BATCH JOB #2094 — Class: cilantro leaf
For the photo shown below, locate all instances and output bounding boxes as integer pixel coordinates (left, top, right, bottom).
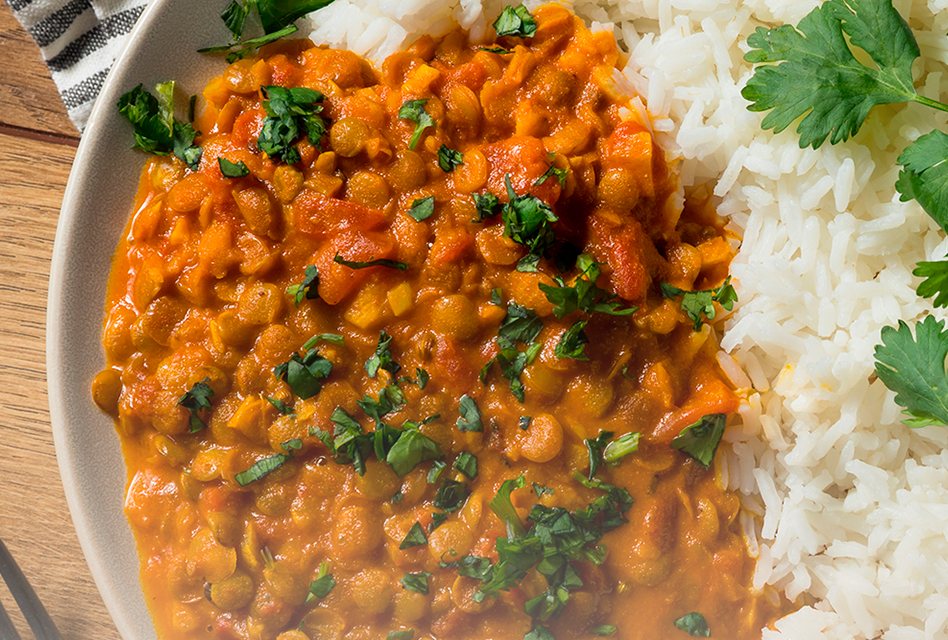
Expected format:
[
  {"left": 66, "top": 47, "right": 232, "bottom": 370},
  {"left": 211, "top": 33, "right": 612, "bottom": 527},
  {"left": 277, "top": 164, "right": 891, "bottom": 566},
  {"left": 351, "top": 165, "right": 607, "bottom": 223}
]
[
  {"left": 255, "top": 0, "right": 336, "bottom": 33},
  {"left": 674, "top": 612, "right": 711, "bottom": 637},
  {"left": 497, "top": 302, "right": 543, "bottom": 348},
  {"left": 896, "top": 131, "right": 948, "bottom": 231},
  {"left": 286, "top": 265, "right": 320, "bottom": 306},
  {"left": 333, "top": 254, "right": 409, "bottom": 271},
  {"left": 456, "top": 395, "right": 483, "bottom": 432},
  {"left": 481, "top": 342, "right": 541, "bottom": 402},
  {"left": 584, "top": 431, "right": 613, "bottom": 480},
  {"left": 234, "top": 452, "right": 290, "bottom": 485},
  {"left": 427, "top": 459, "right": 447, "bottom": 484},
  {"left": 438, "top": 145, "right": 464, "bottom": 172},
  {"left": 218, "top": 157, "right": 250, "bottom": 178},
  {"left": 502, "top": 175, "right": 558, "bottom": 261},
  {"left": 454, "top": 451, "right": 478, "bottom": 479},
  {"left": 257, "top": 85, "right": 327, "bottom": 164},
  {"left": 366, "top": 330, "right": 402, "bottom": 379},
  {"left": 387, "top": 631, "right": 414, "bottom": 640},
  {"left": 487, "top": 475, "right": 526, "bottom": 536},
  {"left": 874, "top": 316, "right": 948, "bottom": 428},
  {"left": 264, "top": 396, "right": 295, "bottom": 415},
  {"left": 742, "top": 0, "right": 923, "bottom": 149},
  {"left": 399, "top": 522, "right": 428, "bottom": 549},
  {"left": 535, "top": 158, "right": 569, "bottom": 186},
  {"left": 472, "top": 193, "right": 503, "bottom": 222},
  {"left": 302, "top": 332, "right": 344, "bottom": 349},
  {"left": 532, "top": 482, "right": 553, "bottom": 498},
  {"left": 914, "top": 259, "right": 948, "bottom": 308},
  {"left": 661, "top": 276, "right": 737, "bottom": 331},
  {"left": 117, "top": 83, "right": 203, "bottom": 170},
  {"left": 198, "top": 24, "right": 300, "bottom": 62},
  {"left": 178, "top": 378, "right": 214, "bottom": 432},
  {"left": 540, "top": 254, "right": 636, "bottom": 320},
  {"left": 590, "top": 626, "right": 617, "bottom": 636},
  {"left": 274, "top": 348, "right": 333, "bottom": 399},
  {"left": 554, "top": 319, "right": 590, "bottom": 360},
  {"left": 433, "top": 478, "right": 470, "bottom": 512},
  {"left": 671, "top": 414, "right": 726, "bottom": 468},
  {"left": 386, "top": 429, "right": 442, "bottom": 477},
  {"left": 398, "top": 99, "right": 434, "bottom": 150},
  {"left": 493, "top": 4, "right": 537, "bottom": 38},
  {"left": 221, "top": 0, "right": 251, "bottom": 40},
  {"left": 480, "top": 46, "right": 512, "bottom": 54},
  {"left": 358, "top": 385, "right": 406, "bottom": 424},
  {"left": 408, "top": 196, "right": 436, "bottom": 221},
  {"left": 519, "top": 416, "right": 531, "bottom": 430},
  {"left": 400, "top": 571, "right": 432, "bottom": 595},
  {"left": 306, "top": 562, "right": 335, "bottom": 601},
  {"left": 430, "top": 511, "right": 448, "bottom": 531},
  {"left": 524, "top": 626, "right": 555, "bottom": 640},
  {"left": 416, "top": 368, "right": 430, "bottom": 390}
]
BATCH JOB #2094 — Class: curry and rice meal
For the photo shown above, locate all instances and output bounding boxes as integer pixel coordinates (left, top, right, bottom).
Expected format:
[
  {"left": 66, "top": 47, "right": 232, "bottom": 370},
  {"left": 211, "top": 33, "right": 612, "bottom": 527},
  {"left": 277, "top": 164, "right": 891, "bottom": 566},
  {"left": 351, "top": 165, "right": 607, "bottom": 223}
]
[{"left": 88, "top": 0, "right": 948, "bottom": 637}]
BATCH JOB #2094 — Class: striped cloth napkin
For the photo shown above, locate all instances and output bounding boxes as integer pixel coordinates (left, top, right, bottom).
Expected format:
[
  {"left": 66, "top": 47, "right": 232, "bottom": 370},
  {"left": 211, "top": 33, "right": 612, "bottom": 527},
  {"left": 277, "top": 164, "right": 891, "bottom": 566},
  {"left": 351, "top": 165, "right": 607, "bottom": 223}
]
[{"left": 6, "top": 0, "right": 149, "bottom": 130}]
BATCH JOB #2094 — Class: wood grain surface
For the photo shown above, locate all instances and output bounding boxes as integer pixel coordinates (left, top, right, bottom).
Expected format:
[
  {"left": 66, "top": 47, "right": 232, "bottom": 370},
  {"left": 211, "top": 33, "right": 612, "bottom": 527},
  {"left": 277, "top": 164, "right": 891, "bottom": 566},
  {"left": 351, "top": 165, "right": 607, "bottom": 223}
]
[{"left": 0, "top": 3, "right": 123, "bottom": 639}]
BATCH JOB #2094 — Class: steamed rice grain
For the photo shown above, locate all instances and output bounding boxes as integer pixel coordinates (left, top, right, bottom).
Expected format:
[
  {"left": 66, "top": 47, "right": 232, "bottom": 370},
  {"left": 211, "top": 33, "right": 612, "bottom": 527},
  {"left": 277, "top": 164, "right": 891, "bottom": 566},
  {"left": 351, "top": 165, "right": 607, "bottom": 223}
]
[{"left": 299, "top": 0, "right": 948, "bottom": 636}]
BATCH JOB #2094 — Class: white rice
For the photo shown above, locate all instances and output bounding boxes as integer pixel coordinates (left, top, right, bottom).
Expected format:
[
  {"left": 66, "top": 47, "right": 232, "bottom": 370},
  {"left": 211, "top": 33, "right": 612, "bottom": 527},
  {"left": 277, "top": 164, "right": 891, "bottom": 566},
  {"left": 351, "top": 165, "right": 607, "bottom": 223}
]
[{"left": 299, "top": 0, "right": 948, "bottom": 636}]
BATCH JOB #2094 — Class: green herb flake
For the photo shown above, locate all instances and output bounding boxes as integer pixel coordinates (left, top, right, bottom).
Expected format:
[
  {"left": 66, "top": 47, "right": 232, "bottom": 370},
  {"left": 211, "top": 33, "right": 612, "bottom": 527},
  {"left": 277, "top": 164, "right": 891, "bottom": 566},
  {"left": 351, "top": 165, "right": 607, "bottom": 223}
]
[
  {"left": 234, "top": 452, "right": 290, "bottom": 486},
  {"left": 264, "top": 396, "right": 295, "bottom": 416},
  {"left": 603, "top": 432, "right": 640, "bottom": 465},
  {"left": 555, "top": 319, "right": 590, "bottom": 361},
  {"left": 306, "top": 562, "right": 335, "bottom": 601},
  {"left": 416, "top": 368, "right": 430, "bottom": 390},
  {"left": 117, "top": 83, "right": 203, "bottom": 170},
  {"left": 427, "top": 459, "right": 447, "bottom": 484},
  {"left": 218, "top": 157, "right": 250, "bottom": 178},
  {"left": 454, "top": 452, "right": 478, "bottom": 479},
  {"left": 532, "top": 482, "right": 553, "bottom": 498},
  {"left": 433, "top": 479, "right": 470, "bottom": 513},
  {"left": 400, "top": 571, "right": 432, "bottom": 595},
  {"left": 472, "top": 192, "right": 503, "bottom": 222},
  {"left": 438, "top": 144, "right": 464, "bottom": 172},
  {"left": 584, "top": 431, "right": 613, "bottom": 480},
  {"left": 502, "top": 174, "right": 558, "bottom": 263},
  {"left": 456, "top": 394, "right": 483, "bottom": 432},
  {"left": 301, "top": 332, "right": 344, "bottom": 350},
  {"left": 399, "top": 522, "right": 428, "bottom": 549},
  {"left": 590, "top": 625, "right": 617, "bottom": 636},
  {"left": 256, "top": 85, "right": 327, "bottom": 164},
  {"left": 274, "top": 348, "right": 333, "bottom": 399},
  {"left": 178, "top": 378, "right": 214, "bottom": 433},
  {"left": 398, "top": 99, "right": 435, "bottom": 150},
  {"left": 386, "top": 429, "right": 442, "bottom": 477},
  {"left": 493, "top": 4, "right": 537, "bottom": 38},
  {"left": 480, "top": 46, "right": 512, "bottom": 54},
  {"left": 540, "top": 254, "right": 636, "bottom": 321},
  {"left": 523, "top": 625, "right": 555, "bottom": 640},
  {"left": 914, "top": 259, "right": 948, "bottom": 307},
  {"left": 386, "top": 631, "right": 414, "bottom": 640},
  {"left": 199, "top": 24, "right": 300, "bottom": 62},
  {"left": 286, "top": 265, "right": 320, "bottom": 306},
  {"left": 333, "top": 254, "right": 409, "bottom": 271},
  {"left": 487, "top": 475, "right": 526, "bottom": 536},
  {"left": 661, "top": 276, "right": 738, "bottom": 331},
  {"left": 674, "top": 612, "right": 711, "bottom": 637},
  {"left": 407, "top": 196, "right": 436, "bottom": 222},
  {"left": 430, "top": 511, "right": 449, "bottom": 531},
  {"left": 519, "top": 416, "right": 532, "bottom": 430},
  {"left": 221, "top": 0, "right": 250, "bottom": 39},
  {"left": 534, "top": 157, "right": 569, "bottom": 186},
  {"left": 671, "top": 414, "right": 727, "bottom": 468},
  {"left": 366, "top": 330, "right": 402, "bottom": 379},
  {"left": 896, "top": 130, "right": 948, "bottom": 232}
]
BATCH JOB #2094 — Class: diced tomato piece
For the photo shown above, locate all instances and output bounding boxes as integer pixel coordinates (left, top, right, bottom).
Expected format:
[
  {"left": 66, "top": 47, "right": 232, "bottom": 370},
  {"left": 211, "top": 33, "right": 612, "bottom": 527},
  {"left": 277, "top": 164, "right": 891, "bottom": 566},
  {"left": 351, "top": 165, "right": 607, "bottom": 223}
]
[
  {"left": 294, "top": 191, "right": 388, "bottom": 239},
  {"left": 653, "top": 360, "right": 741, "bottom": 445},
  {"left": 315, "top": 230, "right": 395, "bottom": 305}
]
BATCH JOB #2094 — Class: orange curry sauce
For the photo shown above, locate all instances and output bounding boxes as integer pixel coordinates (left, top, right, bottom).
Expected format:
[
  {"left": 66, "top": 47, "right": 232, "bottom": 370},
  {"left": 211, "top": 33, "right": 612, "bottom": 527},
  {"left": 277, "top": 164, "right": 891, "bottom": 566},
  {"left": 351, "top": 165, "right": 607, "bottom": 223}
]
[{"left": 93, "top": 5, "right": 786, "bottom": 640}]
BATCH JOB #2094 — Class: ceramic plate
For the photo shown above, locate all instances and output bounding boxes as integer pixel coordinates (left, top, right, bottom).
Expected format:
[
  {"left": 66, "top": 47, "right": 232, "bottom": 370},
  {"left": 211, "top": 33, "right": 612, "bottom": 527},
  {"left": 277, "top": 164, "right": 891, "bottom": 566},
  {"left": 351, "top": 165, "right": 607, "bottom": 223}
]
[{"left": 48, "top": 1, "right": 240, "bottom": 637}]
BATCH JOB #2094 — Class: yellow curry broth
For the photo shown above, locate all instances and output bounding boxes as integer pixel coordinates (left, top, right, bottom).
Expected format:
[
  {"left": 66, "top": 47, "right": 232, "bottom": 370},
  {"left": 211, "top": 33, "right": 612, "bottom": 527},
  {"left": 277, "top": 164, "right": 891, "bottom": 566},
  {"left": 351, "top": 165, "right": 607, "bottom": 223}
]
[{"left": 94, "top": 5, "right": 785, "bottom": 639}]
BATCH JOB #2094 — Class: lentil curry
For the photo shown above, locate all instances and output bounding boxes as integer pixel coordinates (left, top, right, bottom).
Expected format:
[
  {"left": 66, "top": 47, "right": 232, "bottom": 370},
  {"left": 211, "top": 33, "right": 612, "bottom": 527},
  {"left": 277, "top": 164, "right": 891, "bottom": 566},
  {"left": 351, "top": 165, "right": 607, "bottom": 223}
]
[{"left": 93, "top": 5, "right": 786, "bottom": 640}]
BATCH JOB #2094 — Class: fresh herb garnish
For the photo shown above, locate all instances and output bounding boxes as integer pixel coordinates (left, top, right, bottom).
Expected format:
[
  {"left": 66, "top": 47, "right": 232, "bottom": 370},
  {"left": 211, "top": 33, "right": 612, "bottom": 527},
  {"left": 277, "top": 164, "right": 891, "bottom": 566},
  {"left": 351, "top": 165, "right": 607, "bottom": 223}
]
[
  {"left": 386, "top": 631, "right": 414, "bottom": 640},
  {"left": 434, "top": 478, "right": 470, "bottom": 512},
  {"left": 453, "top": 452, "right": 478, "bottom": 479},
  {"left": 385, "top": 428, "right": 442, "bottom": 477},
  {"left": 534, "top": 156, "right": 569, "bottom": 186},
  {"left": 301, "top": 332, "right": 344, "bottom": 349},
  {"left": 671, "top": 414, "right": 727, "bottom": 468},
  {"left": 660, "top": 276, "right": 737, "bottom": 332},
  {"left": 257, "top": 85, "right": 327, "bottom": 164},
  {"left": 264, "top": 395, "right": 294, "bottom": 415},
  {"left": 198, "top": 24, "right": 300, "bottom": 62},
  {"left": 501, "top": 174, "right": 558, "bottom": 268},
  {"left": 479, "top": 46, "right": 512, "bottom": 54},
  {"left": 427, "top": 459, "right": 447, "bottom": 484},
  {"left": 255, "top": 0, "right": 336, "bottom": 33},
  {"left": 554, "top": 319, "right": 589, "bottom": 361},
  {"left": 482, "top": 303, "right": 544, "bottom": 402},
  {"left": 306, "top": 562, "right": 335, "bottom": 601},
  {"left": 874, "top": 316, "right": 948, "bottom": 427},
  {"left": 456, "top": 395, "right": 483, "bottom": 432},
  {"left": 366, "top": 330, "right": 402, "bottom": 379},
  {"left": 590, "top": 626, "right": 617, "bottom": 637},
  {"left": 274, "top": 347, "right": 333, "bottom": 399},
  {"left": 603, "top": 432, "right": 640, "bottom": 465},
  {"left": 493, "top": 4, "right": 537, "bottom": 38},
  {"left": 519, "top": 416, "right": 532, "bottom": 430},
  {"left": 674, "top": 612, "right": 711, "bottom": 637},
  {"left": 416, "top": 368, "right": 430, "bottom": 390},
  {"left": 333, "top": 254, "right": 409, "bottom": 271},
  {"left": 472, "top": 193, "right": 503, "bottom": 222},
  {"left": 584, "top": 431, "right": 613, "bottom": 480},
  {"left": 221, "top": 0, "right": 251, "bottom": 39},
  {"left": 487, "top": 475, "right": 527, "bottom": 536},
  {"left": 496, "top": 302, "right": 544, "bottom": 347},
  {"left": 407, "top": 196, "right": 436, "bottom": 221},
  {"left": 203, "top": 0, "right": 334, "bottom": 61},
  {"left": 398, "top": 99, "right": 434, "bottom": 150},
  {"left": 234, "top": 438, "right": 300, "bottom": 485},
  {"left": 430, "top": 511, "right": 449, "bottom": 531},
  {"left": 117, "top": 82, "right": 203, "bottom": 171},
  {"left": 286, "top": 265, "right": 320, "bottom": 306},
  {"left": 438, "top": 145, "right": 464, "bottom": 172},
  {"left": 400, "top": 572, "right": 432, "bottom": 595},
  {"left": 178, "top": 378, "right": 214, "bottom": 432},
  {"left": 218, "top": 157, "right": 250, "bottom": 178},
  {"left": 524, "top": 626, "right": 555, "bottom": 640},
  {"left": 532, "top": 482, "right": 553, "bottom": 498},
  {"left": 399, "top": 522, "right": 428, "bottom": 549}
]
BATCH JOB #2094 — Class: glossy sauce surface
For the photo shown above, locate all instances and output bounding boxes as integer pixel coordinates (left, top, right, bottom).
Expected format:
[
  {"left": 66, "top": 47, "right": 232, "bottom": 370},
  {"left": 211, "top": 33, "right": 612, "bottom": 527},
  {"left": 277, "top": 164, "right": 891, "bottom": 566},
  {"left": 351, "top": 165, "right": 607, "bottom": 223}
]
[{"left": 93, "top": 6, "right": 786, "bottom": 640}]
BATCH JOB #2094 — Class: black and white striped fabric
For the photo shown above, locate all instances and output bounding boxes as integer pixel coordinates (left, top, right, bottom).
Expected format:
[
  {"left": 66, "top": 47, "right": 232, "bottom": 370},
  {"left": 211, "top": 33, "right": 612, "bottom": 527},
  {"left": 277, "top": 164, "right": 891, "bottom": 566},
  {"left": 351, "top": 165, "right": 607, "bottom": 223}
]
[{"left": 6, "top": 0, "right": 149, "bottom": 130}]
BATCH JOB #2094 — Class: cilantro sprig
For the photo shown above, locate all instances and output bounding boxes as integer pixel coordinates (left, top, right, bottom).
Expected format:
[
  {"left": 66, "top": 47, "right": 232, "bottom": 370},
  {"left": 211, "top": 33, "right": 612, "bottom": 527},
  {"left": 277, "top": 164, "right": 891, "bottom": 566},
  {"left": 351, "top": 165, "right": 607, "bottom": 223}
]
[
  {"left": 660, "top": 276, "right": 737, "bottom": 332},
  {"left": 201, "top": 0, "right": 335, "bottom": 61},
  {"left": 117, "top": 82, "right": 203, "bottom": 171},
  {"left": 257, "top": 86, "right": 328, "bottom": 164},
  {"left": 398, "top": 99, "right": 435, "bottom": 150},
  {"left": 178, "top": 378, "right": 214, "bottom": 432}
]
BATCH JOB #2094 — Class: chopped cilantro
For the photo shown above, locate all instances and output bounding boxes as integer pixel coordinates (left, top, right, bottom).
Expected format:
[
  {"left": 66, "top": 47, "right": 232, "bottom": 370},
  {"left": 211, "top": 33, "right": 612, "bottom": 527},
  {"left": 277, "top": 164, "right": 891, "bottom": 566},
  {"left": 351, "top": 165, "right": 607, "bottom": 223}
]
[
  {"left": 255, "top": 0, "right": 336, "bottom": 33},
  {"left": 398, "top": 99, "right": 434, "bottom": 150},
  {"left": 491, "top": 288, "right": 503, "bottom": 306},
  {"left": 502, "top": 174, "right": 558, "bottom": 264},
  {"left": 218, "top": 157, "right": 249, "bottom": 178},
  {"left": 674, "top": 612, "right": 711, "bottom": 637},
  {"left": 532, "top": 482, "right": 553, "bottom": 498},
  {"left": 386, "top": 429, "right": 442, "bottom": 477},
  {"left": 661, "top": 276, "right": 738, "bottom": 331},
  {"left": 301, "top": 332, "right": 344, "bottom": 349},
  {"left": 416, "top": 367, "right": 430, "bottom": 390},
  {"left": 493, "top": 4, "right": 537, "bottom": 38},
  {"left": 524, "top": 626, "right": 555, "bottom": 640},
  {"left": 430, "top": 512, "right": 449, "bottom": 531},
  {"left": 433, "top": 479, "right": 470, "bottom": 513},
  {"left": 584, "top": 431, "right": 613, "bottom": 480},
  {"left": 117, "top": 82, "right": 203, "bottom": 170},
  {"left": 408, "top": 196, "right": 436, "bottom": 222},
  {"left": 198, "top": 24, "right": 300, "bottom": 63},
  {"left": 427, "top": 459, "right": 447, "bottom": 484},
  {"left": 264, "top": 396, "right": 294, "bottom": 416},
  {"left": 456, "top": 395, "right": 483, "bottom": 432},
  {"left": 286, "top": 265, "right": 320, "bottom": 306},
  {"left": 256, "top": 85, "right": 327, "bottom": 164},
  {"left": 221, "top": 0, "right": 251, "bottom": 39},
  {"left": 234, "top": 452, "right": 290, "bottom": 486},
  {"left": 487, "top": 475, "right": 527, "bottom": 536},
  {"left": 399, "top": 522, "right": 428, "bottom": 549},
  {"left": 386, "top": 631, "right": 414, "bottom": 640},
  {"left": 540, "top": 254, "right": 636, "bottom": 320},
  {"left": 358, "top": 385, "right": 406, "bottom": 424},
  {"left": 480, "top": 46, "right": 512, "bottom": 54},
  {"left": 454, "top": 452, "right": 478, "bottom": 479},
  {"left": 535, "top": 157, "right": 569, "bottom": 186},
  {"left": 554, "top": 319, "right": 590, "bottom": 361},
  {"left": 914, "top": 259, "right": 948, "bottom": 307},
  {"left": 472, "top": 192, "right": 503, "bottom": 222},
  {"left": 603, "top": 432, "right": 640, "bottom": 465},
  {"left": 438, "top": 145, "right": 464, "bottom": 172},
  {"left": 896, "top": 131, "right": 948, "bottom": 231},
  {"left": 590, "top": 625, "right": 617, "bottom": 636},
  {"left": 480, "top": 342, "right": 542, "bottom": 403},
  {"left": 519, "top": 416, "right": 532, "bottom": 430},
  {"left": 333, "top": 254, "right": 409, "bottom": 271},
  {"left": 306, "top": 562, "right": 335, "bottom": 601},
  {"left": 178, "top": 378, "right": 214, "bottom": 433},
  {"left": 366, "top": 330, "right": 402, "bottom": 379},
  {"left": 400, "top": 571, "right": 432, "bottom": 595},
  {"left": 497, "top": 302, "right": 544, "bottom": 348},
  {"left": 671, "top": 414, "right": 726, "bottom": 468},
  {"left": 274, "top": 348, "right": 333, "bottom": 399}
]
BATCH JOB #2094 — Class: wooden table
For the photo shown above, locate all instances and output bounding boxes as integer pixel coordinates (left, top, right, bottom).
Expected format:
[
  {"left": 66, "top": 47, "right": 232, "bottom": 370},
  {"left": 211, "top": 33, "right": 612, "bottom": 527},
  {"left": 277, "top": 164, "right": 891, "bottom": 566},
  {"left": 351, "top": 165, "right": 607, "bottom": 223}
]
[{"left": 0, "top": 3, "right": 122, "bottom": 638}]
